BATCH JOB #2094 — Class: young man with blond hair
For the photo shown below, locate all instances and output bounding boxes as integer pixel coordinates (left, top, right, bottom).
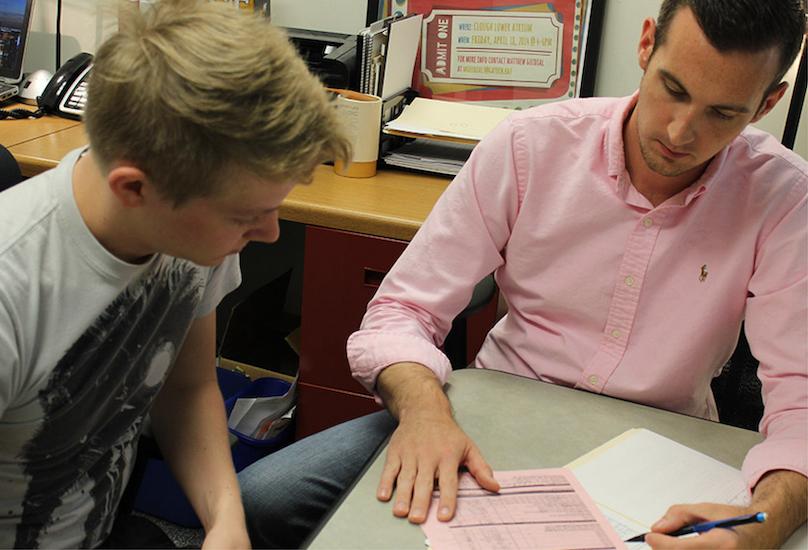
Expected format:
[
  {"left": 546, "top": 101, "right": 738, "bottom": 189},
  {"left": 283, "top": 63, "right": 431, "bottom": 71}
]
[
  {"left": 0, "top": 0, "right": 348, "bottom": 547},
  {"left": 241, "top": 1, "right": 807, "bottom": 548}
]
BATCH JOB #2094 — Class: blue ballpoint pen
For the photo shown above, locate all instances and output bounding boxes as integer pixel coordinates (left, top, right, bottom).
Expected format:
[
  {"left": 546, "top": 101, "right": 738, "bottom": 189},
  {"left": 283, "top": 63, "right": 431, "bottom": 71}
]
[{"left": 625, "top": 512, "right": 767, "bottom": 543}]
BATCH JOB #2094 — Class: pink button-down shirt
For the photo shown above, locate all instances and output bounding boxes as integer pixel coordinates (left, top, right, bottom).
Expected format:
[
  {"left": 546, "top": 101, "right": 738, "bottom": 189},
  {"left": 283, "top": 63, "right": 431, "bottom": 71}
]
[{"left": 347, "top": 94, "right": 808, "bottom": 488}]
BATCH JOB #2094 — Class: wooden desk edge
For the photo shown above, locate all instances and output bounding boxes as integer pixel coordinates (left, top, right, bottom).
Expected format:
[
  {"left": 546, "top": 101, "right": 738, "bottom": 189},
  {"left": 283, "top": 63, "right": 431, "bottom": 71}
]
[
  {"left": 13, "top": 160, "right": 430, "bottom": 242},
  {"left": 10, "top": 157, "right": 425, "bottom": 240},
  {"left": 15, "top": 153, "right": 59, "bottom": 178},
  {"left": 281, "top": 201, "right": 421, "bottom": 241}
]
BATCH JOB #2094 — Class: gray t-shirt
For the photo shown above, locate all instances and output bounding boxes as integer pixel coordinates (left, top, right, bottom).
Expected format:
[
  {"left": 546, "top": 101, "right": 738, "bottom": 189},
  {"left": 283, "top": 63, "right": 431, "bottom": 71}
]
[{"left": 0, "top": 148, "right": 241, "bottom": 548}]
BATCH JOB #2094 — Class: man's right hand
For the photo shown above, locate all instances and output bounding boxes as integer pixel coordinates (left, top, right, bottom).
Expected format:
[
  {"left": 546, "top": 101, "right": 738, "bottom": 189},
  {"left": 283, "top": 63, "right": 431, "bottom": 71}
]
[{"left": 375, "top": 362, "right": 500, "bottom": 524}]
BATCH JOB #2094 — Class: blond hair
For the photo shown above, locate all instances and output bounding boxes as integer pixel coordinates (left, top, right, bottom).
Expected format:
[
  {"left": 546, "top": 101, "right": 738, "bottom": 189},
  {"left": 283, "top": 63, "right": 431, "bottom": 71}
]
[{"left": 84, "top": 0, "right": 351, "bottom": 205}]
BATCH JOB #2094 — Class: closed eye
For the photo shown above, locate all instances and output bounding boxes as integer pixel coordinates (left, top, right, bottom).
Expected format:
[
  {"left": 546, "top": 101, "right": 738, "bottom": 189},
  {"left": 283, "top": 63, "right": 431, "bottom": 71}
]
[
  {"left": 663, "top": 81, "right": 687, "bottom": 99},
  {"left": 711, "top": 108, "right": 735, "bottom": 121}
]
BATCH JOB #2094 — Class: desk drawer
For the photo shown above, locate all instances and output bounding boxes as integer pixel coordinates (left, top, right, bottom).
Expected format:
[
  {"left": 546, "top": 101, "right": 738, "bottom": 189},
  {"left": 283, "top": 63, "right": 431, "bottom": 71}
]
[{"left": 299, "top": 225, "right": 406, "bottom": 395}]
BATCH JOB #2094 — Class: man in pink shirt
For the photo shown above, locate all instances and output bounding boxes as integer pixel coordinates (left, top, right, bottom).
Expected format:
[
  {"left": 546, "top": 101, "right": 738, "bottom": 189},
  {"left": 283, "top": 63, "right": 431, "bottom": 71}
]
[{"left": 344, "top": 0, "right": 807, "bottom": 548}]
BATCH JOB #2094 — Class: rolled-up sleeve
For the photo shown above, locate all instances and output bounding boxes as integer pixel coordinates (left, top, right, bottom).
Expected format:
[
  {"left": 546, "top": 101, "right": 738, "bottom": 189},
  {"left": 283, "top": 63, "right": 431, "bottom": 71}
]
[
  {"left": 347, "top": 116, "right": 525, "bottom": 395},
  {"left": 742, "top": 181, "right": 808, "bottom": 488}
]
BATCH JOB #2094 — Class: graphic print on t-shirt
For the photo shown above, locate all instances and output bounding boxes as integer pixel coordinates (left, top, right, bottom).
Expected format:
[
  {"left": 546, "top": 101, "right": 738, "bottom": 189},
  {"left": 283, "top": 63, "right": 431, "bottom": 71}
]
[{"left": 13, "top": 258, "right": 205, "bottom": 548}]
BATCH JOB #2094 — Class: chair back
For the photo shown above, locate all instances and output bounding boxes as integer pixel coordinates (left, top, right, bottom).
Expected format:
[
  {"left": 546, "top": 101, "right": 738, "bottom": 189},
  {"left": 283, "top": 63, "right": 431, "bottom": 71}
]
[
  {"left": 711, "top": 325, "right": 763, "bottom": 431},
  {"left": 0, "top": 144, "right": 24, "bottom": 192}
]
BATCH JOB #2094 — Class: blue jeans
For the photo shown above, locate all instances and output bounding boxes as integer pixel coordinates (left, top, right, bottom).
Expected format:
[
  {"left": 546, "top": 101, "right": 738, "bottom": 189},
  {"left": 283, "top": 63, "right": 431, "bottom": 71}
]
[{"left": 239, "top": 411, "right": 396, "bottom": 549}]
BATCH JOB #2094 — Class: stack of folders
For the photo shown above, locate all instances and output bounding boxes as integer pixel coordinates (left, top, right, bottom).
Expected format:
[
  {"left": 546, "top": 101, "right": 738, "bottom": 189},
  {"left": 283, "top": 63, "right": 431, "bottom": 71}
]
[
  {"left": 357, "top": 13, "right": 422, "bottom": 100},
  {"left": 383, "top": 139, "right": 475, "bottom": 176},
  {"left": 382, "top": 97, "right": 514, "bottom": 176}
]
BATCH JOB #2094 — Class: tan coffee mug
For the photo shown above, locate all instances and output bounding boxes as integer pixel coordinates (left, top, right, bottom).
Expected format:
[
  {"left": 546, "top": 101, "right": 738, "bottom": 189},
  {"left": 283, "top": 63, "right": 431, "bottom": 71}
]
[{"left": 330, "top": 89, "right": 382, "bottom": 178}]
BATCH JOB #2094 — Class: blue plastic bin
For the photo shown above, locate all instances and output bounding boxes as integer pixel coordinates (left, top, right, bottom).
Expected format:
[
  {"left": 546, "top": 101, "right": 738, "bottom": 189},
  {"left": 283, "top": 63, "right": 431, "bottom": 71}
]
[
  {"left": 224, "top": 376, "right": 295, "bottom": 471},
  {"left": 132, "top": 368, "right": 295, "bottom": 528}
]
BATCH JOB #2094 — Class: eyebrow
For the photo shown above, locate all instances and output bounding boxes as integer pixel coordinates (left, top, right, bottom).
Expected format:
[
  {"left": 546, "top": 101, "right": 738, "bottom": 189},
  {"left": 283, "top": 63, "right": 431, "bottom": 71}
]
[{"left": 659, "top": 69, "right": 751, "bottom": 113}]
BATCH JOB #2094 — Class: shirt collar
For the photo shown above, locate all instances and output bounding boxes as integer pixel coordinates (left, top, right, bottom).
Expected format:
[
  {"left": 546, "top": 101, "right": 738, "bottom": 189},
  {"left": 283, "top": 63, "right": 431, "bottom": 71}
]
[{"left": 606, "top": 92, "right": 638, "bottom": 180}]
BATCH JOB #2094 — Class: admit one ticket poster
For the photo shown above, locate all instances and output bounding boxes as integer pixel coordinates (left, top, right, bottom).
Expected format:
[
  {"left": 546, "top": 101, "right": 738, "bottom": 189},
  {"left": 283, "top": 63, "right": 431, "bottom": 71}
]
[{"left": 392, "top": 0, "right": 592, "bottom": 108}]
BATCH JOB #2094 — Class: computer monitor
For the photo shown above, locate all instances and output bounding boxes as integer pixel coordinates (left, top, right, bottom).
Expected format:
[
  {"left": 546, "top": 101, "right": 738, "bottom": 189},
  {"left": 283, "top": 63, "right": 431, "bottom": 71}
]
[
  {"left": 271, "top": 0, "right": 381, "bottom": 35},
  {"left": 0, "top": 0, "right": 34, "bottom": 83}
]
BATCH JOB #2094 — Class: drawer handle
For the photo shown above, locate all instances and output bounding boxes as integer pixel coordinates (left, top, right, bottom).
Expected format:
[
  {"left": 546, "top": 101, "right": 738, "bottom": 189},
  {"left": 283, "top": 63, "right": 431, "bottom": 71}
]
[{"left": 363, "top": 268, "right": 387, "bottom": 287}]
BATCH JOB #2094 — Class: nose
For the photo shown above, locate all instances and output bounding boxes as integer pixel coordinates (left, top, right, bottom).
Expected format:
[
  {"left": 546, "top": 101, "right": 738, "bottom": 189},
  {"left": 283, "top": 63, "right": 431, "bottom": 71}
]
[
  {"left": 667, "top": 105, "right": 697, "bottom": 147},
  {"left": 244, "top": 213, "right": 280, "bottom": 244}
]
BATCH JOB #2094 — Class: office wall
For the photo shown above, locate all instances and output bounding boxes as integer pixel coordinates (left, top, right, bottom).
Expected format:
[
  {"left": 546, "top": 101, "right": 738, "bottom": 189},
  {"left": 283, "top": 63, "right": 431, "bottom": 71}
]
[
  {"left": 21, "top": 0, "right": 369, "bottom": 75},
  {"left": 594, "top": 0, "right": 659, "bottom": 98},
  {"left": 23, "top": 1, "right": 118, "bottom": 75},
  {"left": 755, "top": 51, "right": 803, "bottom": 154},
  {"left": 271, "top": 0, "right": 368, "bottom": 34},
  {"left": 795, "top": 85, "right": 808, "bottom": 159}
]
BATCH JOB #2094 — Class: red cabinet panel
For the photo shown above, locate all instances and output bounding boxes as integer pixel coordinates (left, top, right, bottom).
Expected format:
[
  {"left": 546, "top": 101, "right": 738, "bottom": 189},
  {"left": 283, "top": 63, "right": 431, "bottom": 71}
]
[
  {"left": 296, "top": 226, "right": 404, "bottom": 438},
  {"left": 297, "top": 225, "right": 498, "bottom": 440},
  {"left": 299, "top": 226, "right": 406, "bottom": 394}
]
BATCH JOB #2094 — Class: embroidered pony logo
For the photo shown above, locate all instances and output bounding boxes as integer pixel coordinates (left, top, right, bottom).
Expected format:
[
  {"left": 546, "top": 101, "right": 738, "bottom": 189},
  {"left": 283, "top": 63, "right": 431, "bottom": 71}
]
[{"left": 699, "top": 264, "right": 708, "bottom": 282}]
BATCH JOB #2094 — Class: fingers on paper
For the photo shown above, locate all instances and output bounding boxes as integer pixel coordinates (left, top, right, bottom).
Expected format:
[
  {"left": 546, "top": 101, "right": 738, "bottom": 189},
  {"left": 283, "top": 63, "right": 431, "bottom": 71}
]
[
  {"left": 465, "top": 445, "right": 500, "bottom": 493},
  {"left": 436, "top": 461, "right": 460, "bottom": 522},
  {"left": 408, "top": 464, "right": 437, "bottom": 524}
]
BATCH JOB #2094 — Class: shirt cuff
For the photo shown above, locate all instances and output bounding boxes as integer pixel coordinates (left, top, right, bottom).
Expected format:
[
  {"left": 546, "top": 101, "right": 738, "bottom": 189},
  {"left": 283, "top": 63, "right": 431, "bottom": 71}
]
[
  {"left": 347, "top": 329, "right": 453, "bottom": 400},
  {"left": 742, "top": 434, "right": 808, "bottom": 489}
]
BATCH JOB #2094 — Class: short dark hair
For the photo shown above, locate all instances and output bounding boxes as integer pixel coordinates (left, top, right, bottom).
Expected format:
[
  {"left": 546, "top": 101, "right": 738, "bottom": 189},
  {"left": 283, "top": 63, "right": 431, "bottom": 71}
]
[{"left": 654, "top": 0, "right": 806, "bottom": 90}]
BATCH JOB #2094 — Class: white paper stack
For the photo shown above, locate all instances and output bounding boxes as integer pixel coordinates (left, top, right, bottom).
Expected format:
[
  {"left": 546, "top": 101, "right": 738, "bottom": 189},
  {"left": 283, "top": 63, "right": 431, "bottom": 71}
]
[{"left": 384, "top": 97, "right": 514, "bottom": 142}]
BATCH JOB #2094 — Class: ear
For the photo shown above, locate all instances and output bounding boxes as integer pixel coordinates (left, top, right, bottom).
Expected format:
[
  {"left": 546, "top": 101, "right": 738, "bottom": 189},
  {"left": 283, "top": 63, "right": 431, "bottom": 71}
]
[
  {"left": 107, "top": 164, "right": 150, "bottom": 208},
  {"left": 750, "top": 81, "right": 788, "bottom": 123},
  {"left": 638, "top": 18, "right": 657, "bottom": 71}
]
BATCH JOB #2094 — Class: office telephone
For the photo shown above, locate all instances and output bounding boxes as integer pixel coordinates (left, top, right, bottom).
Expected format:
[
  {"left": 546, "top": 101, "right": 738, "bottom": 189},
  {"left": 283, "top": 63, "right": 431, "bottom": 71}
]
[{"left": 38, "top": 52, "right": 93, "bottom": 119}]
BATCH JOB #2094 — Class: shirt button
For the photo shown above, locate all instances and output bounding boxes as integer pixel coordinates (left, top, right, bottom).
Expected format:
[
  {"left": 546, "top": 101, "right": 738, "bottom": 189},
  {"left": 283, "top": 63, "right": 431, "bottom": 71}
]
[
  {"left": 611, "top": 329, "right": 621, "bottom": 339},
  {"left": 588, "top": 375, "right": 600, "bottom": 386},
  {"left": 625, "top": 275, "right": 635, "bottom": 287},
  {"left": 643, "top": 217, "right": 654, "bottom": 227}
]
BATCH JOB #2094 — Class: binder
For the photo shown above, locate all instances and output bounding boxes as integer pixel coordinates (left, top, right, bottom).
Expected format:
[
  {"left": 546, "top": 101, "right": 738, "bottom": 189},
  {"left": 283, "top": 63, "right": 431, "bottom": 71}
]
[
  {"left": 357, "top": 13, "right": 422, "bottom": 98},
  {"left": 357, "top": 18, "right": 387, "bottom": 94}
]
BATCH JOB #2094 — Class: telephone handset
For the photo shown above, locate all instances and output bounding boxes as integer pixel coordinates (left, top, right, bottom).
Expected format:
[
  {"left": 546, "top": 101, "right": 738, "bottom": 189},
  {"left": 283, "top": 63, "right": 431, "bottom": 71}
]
[{"left": 38, "top": 52, "right": 93, "bottom": 119}]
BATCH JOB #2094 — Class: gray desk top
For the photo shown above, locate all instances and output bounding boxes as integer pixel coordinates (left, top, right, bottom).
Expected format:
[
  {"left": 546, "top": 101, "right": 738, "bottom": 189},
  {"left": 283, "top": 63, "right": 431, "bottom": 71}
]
[{"left": 310, "top": 368, "right": 806, "bottom": 549}]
